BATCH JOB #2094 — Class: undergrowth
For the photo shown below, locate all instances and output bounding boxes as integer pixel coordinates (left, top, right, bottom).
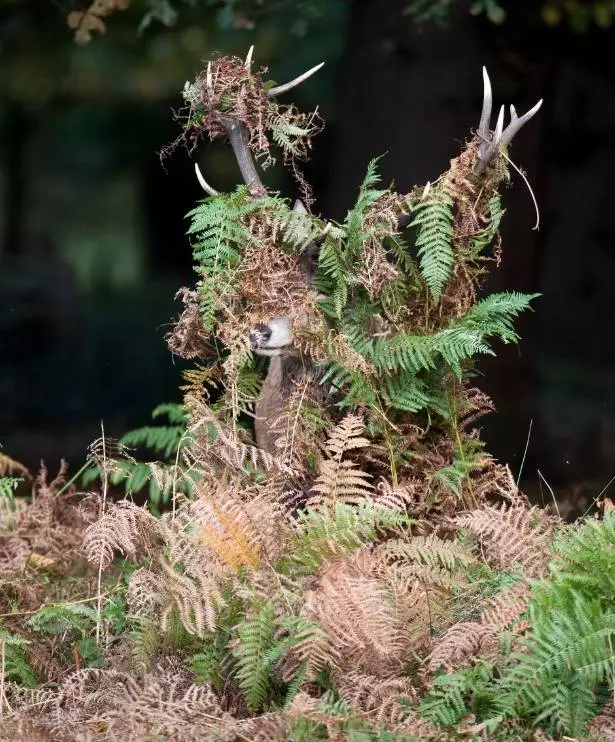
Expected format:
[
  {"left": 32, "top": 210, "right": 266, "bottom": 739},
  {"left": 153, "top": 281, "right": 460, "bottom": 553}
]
[{"left": 1, "top": 52, "right": 613, "bottom": 742}]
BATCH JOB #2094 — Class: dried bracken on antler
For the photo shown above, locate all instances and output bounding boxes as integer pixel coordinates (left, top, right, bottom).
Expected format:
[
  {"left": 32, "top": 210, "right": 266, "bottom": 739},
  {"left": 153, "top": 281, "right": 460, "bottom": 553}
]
[
  {"left": 175, "top": 50, "right": 324, "bottom": 200},
  {"left": 166, "top": 288, "right": 211, "bottom": 360}
]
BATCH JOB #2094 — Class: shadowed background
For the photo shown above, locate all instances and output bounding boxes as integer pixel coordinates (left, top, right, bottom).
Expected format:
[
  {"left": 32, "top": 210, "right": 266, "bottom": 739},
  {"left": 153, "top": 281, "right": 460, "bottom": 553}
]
[{"left": 2, "top": 0, "right": 614, "bottom": 514}]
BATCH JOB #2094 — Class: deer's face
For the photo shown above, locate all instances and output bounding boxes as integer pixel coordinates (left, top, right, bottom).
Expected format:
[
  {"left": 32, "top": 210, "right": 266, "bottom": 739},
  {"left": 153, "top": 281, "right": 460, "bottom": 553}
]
[{"left": 249, "top": 317, "right": 294, "bottom": 357}]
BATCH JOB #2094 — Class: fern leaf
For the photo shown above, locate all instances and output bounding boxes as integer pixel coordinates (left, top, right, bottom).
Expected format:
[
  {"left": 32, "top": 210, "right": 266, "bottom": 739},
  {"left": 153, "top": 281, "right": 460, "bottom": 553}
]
[
  {"left": 411, "top": 187, "right": 454, "bottom": 300},
  {"left": 232, "top": 604, "right": 277, "bottom": 712}
]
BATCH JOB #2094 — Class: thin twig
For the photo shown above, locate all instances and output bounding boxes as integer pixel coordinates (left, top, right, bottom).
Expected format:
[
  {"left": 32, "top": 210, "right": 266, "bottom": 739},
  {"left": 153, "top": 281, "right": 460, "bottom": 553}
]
[
  {"left": 517, "top": 418, "right": 533, "bottom": 487},
  {"left": 95, "top": 420, "right": 108, "bottom": 646},
  {"left": 0, "top": 640, "right": 5, "bottom": 719},
  {"left": 537, "top": 469, "right": 560, "bottom": 519},
  {"left": 500, "top": 148, "right": 540, "bottom": 230},
  {"left": 0, "top": 589, "right": 116, "bottom": 620}
]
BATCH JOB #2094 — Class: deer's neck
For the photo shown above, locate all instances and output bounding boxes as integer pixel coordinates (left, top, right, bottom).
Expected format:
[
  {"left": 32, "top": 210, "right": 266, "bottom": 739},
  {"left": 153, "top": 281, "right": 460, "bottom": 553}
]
[{"left": 254, "top": 355, "right": 286, "bottom": 454}]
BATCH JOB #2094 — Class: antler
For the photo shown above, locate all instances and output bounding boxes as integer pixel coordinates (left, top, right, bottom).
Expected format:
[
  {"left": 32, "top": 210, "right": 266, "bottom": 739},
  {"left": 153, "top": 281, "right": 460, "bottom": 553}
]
[
  {"left": 267, "top": 62, "right": 325, "bottom": 98},
  {"left": 475, "top": 66, "right": 542, "bottom": 177},
  {"left": 194, "top": 50, "right": 324, "bottom": 197}
]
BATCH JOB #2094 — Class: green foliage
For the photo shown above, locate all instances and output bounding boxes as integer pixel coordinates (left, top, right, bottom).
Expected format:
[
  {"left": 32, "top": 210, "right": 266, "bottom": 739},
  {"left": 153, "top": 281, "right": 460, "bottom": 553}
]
[
  {"left": 496, "top": 513, "right": 615, "bottom": 736},
  {"left": 187, "top": 189, "right": 291, "bottom": 329},
  {"left": 420, "top": 661, "right": 499, "bottom": 727},
  {"left": 405, "top": 0, "right": 506, "bottom": 26},
  {"left": 308, "top": 160, "right": 539, "bottom": 426},
  {"left": 121, "top": 403, "right": 189, "bottom": 458},
  {"left": 418, "top": 514, "right": 615, "bottom": 737},
  {"left": 26, "top": 603, "right": 108, "bottom": 667},
  {"left": 0, "top": 475, "right": 21, "bottom": 506},
  {"left": 410, "top": 187, "right": 454, "bottom": 301},
  {"left": 0, "top": 626, "right": 36, "bottom": 686},
  {"left": 284, "top": 500, "right": 413, "bottom": 574},
  {"left": 232, "top": 603, "right": 278, "bottom": 712}
]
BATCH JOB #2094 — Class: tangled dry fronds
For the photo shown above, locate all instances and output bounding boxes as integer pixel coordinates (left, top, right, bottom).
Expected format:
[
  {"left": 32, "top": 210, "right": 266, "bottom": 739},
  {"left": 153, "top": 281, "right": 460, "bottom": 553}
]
[{"left": 456, "top": 504, "right": 555, "bottom": 577}]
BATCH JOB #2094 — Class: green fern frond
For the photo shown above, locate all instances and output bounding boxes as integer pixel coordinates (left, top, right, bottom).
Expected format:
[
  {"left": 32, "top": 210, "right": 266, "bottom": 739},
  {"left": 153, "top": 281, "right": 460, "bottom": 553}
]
[
  {"left": 411, "top": 187, "right": 454, "bottom": 301},
  {"left": 232, "top": 603, "right": 277, "bottom": 712},
  {"left": 319, "top": 238, "right": 348, "bottom": 317},
  {"left": 495, "top": 514, "right": 615, "bottom": 735},
  {"left": 462, "top": 292, "right": 540, "bottom": 344},
  {"left": 286, "top": 501, "right": 412, "bottom": 574},
  {"left": 0, "top": 475, "right": 21, "bottom": 505},
  {"left": 466, "top": 195, "right": 504, "bottom": 258},
  {"left": 0, "top": 627, "right": 36, "bottom": 686},
  {"left": 431, "top": 457, "right": 475, "bottom": 497},
  {"left": 381, "top": 373, "right": 433, "bottom": 413},
  {"left": 420, "top": 662, "right": 498, "bottom": 728}
]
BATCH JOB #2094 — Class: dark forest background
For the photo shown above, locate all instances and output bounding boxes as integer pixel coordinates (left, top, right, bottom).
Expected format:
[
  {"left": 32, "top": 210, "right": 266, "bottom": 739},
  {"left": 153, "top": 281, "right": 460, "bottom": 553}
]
[{"left": 2, "top": 0, "right": 614, "bottom": 513}]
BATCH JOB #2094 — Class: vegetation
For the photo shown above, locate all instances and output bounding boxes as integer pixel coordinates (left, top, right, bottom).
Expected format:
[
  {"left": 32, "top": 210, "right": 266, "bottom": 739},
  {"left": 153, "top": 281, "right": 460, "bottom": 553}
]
[{"left": 1, "top": 51, "right": 614, "bottom": 741}]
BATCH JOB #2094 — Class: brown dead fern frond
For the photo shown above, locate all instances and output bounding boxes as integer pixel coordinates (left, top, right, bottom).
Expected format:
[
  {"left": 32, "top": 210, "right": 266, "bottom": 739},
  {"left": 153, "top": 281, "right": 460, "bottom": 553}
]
[
  {"left": 187, "top": 395, "right": 294, "bottom": 476},
  {"left": 456, "top": 504, "right": 555, "bottom": 577},
  {"left": 82, "top": 500, "right": 162, "bottom": 569},
  {"left": 338, "top": 671, "right": 417, "bottom": 725},
  {"left": 187, "top": 479, "right": 293, "bottom": 569},
  {"left": 426, "top": 620, "right": 499, "bottom": 674},
  {"left": 587, "top": 702, "right": 615, "bottom": 740},
  {"left": 471, "top": 454, "right": 528, "bottom": 506},
  {"left": 426, "top": 580, "right": 531, "bottom": 675},
  {"left": 269, "top": 375, "right": 328, "bottom": 473},
  {"left": 374, "top": 534, "right": 475, "bottom": 573},
  {"left": 123, "top": 508, "right": 230, "bottom": 635},
  {"left": 158, "top": 559, "right": 225, "bottom": 636},
  {"left": 0, "top": 464, "right": 87, "bottom": 576},
  {"left": 38, "top": 665, "right": 235, "bottom": 741},
  {"left": 303, "top": 560, "right": 407, "bottom": 676},
  {"left": 308, "top": 414, "right": 375, "bottom": 507},
  {"left": 166, "top": 287, "right": 212, "bottom": 360},
  {"left": 0, "top": 452, "right": 29, "bottom": 479},
  {"left": 480, "top": 581, "right": 531, "bottom": 632}
]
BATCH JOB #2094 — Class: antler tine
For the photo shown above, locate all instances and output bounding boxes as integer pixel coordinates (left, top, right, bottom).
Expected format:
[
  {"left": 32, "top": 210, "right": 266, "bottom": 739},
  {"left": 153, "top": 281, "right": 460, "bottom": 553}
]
[
  {"left": 476, "top": 104, "right": 505, "bottom": 176},
  {"left": 194, "top": 163, "right": 219, "bottom": 196},
  {"left": 245, "top": 45, "right": 254, "bottom": 71},
  {"left": 501, "top": 98, "right": 543, "bottom": 146},
  {"left": 292, "top": 199, "right": 308, "bottom": 214},
  {"left": 478, "top": 66, "right": 492, "bottom": 139},
  {"left": 493, "top": 104, "right": 505, "bottom": 144},
  {"left": 267, "top": 62, "right": 325, "bottom": 97}
]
